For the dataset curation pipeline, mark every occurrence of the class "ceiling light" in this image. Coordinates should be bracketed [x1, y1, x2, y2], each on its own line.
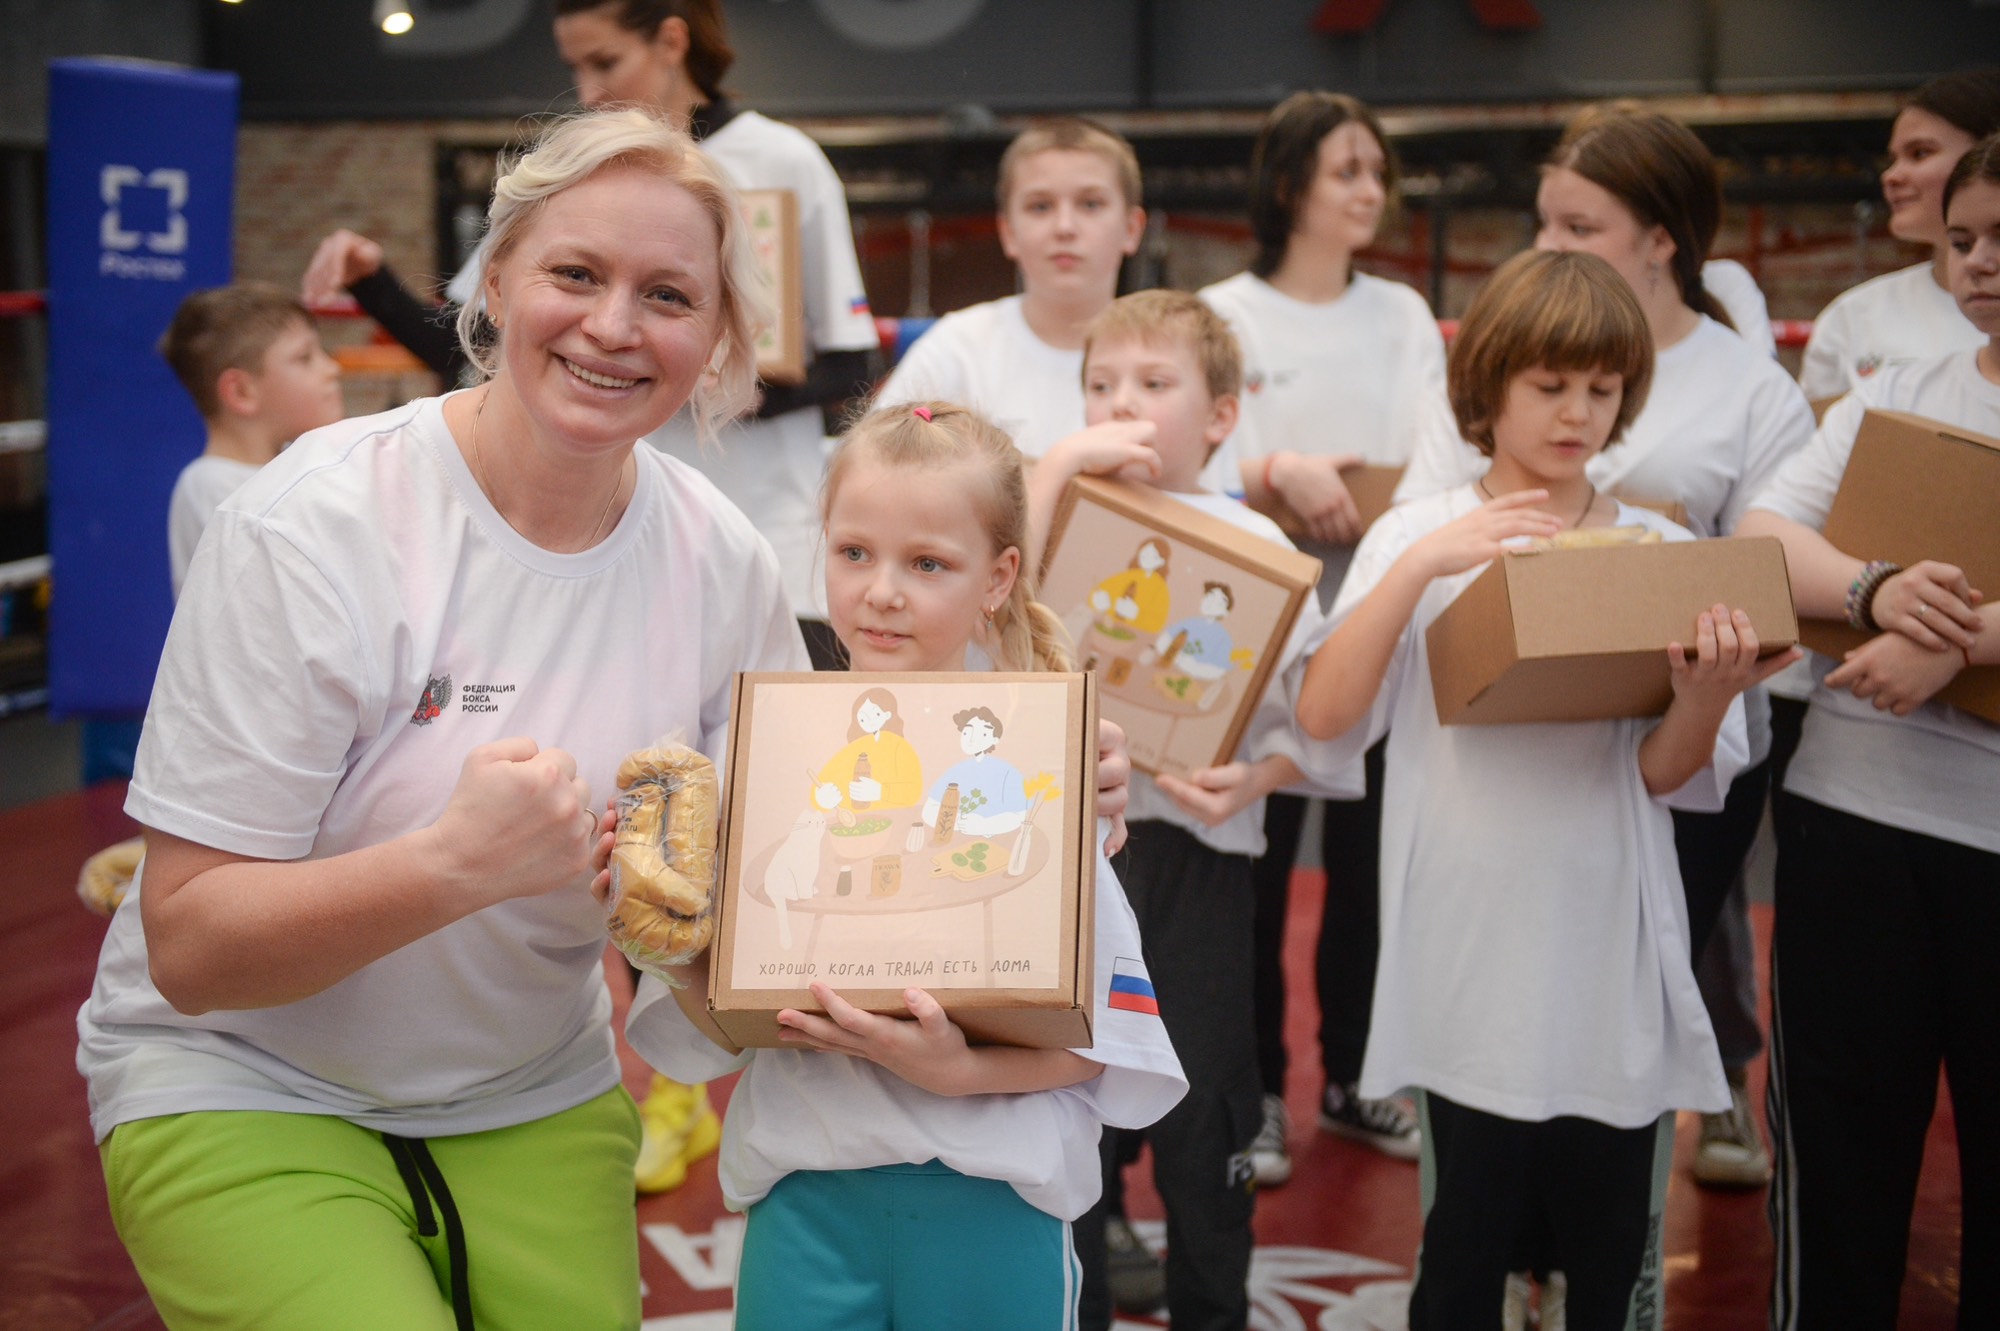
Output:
[374, 0, 414, 34]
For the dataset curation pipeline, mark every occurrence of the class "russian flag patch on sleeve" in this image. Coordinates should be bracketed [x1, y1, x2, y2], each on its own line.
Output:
[1108, 957, 1160, 1015]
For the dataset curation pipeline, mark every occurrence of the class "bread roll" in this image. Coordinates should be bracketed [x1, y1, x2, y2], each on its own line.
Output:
[606, 745, 719, 972]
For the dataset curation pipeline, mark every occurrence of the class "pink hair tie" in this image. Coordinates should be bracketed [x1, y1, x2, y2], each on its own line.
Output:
[912, 406, 933, 422]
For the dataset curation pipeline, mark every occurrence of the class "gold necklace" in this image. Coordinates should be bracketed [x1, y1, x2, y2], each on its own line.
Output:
[1479, 474, 1597, 529]
[469, 390, 628, 548]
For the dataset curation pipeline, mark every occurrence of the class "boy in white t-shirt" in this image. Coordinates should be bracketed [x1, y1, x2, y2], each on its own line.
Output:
[1031, 290, 1347, 1331]
[159, 282, 343, 596]
[875, 118, 1148, 460]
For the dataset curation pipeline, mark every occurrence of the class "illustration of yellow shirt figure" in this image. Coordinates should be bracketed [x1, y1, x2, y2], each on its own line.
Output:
[1089, 537, 1173, 638]
[814, 687, 924, 814]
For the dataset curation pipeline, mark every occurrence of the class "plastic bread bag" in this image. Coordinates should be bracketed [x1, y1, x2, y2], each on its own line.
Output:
[605, 734, 720, 984]
[76, 837, 144, 917]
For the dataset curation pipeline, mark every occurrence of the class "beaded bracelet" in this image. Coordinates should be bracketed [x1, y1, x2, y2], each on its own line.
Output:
[1845, 559, 1901, 632]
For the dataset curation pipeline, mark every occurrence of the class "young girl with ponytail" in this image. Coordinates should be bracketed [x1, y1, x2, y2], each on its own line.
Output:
[620, 400, 1186, 1331]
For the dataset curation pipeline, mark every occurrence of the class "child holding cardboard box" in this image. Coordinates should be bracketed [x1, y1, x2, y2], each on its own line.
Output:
[619, 400, 1186, 1331]
[1398, 110, 1815, 1205]
[1029, 290, 1345, 1331]
[1292, 250, 1796, 1331]
[1737, 132, 2000, 1331]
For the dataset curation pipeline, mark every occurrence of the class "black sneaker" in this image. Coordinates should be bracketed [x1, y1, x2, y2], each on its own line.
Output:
[1104, 1214, 1166, 1315]
[1318, 1082, 1421, 1160]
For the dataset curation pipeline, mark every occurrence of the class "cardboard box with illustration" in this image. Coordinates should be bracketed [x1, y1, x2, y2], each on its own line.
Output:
[1039, 476, 1321, 777]
[1795, 409, 2000, 722]
[709, 672, 1098, 1049]
[1427, 534, 1798, 725]
[740, 188, 805, 385]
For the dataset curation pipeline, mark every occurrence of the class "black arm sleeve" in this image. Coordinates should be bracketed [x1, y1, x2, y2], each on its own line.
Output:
[346, 265, 471, 382]
[753, 348, 879, 422]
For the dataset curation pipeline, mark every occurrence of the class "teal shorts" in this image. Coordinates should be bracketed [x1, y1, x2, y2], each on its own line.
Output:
[101, 1087, 642, 1331]
[734, 1161, 1079, 1331]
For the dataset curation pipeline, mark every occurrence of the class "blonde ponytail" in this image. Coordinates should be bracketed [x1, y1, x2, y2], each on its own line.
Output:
[989, 586, 1074, 674]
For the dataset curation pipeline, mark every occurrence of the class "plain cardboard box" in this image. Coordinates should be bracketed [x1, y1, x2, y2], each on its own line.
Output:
[709, 671, 1099, 1049]
[741, 189, 806, 385]
[1255, 462, 1405, 542]
[1427, 536, 1798, 725]
[1796, 409, 2000, 721]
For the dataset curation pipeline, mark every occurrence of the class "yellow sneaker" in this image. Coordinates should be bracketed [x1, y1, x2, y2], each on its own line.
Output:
[634, 1077, 720, 1194]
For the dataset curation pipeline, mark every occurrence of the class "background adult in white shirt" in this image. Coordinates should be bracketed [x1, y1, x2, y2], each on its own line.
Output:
[1799, 68, 2000, 401]
[1201, 91, 1444, 1177]
[303, 0, 881, 670]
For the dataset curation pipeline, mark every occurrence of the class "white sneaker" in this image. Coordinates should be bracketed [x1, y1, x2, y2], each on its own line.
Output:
[1541, 1270, 1567, 1331]
[1693, 1078, 1772, 1188]
[1250, 1092, 1293, 1187]
[1502, 1271, 1533, 1331]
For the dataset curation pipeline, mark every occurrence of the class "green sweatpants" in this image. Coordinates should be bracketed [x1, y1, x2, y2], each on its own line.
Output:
[101, 1087, 642, 1331]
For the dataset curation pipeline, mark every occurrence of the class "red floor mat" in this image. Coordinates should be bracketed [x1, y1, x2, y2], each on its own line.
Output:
[5, 788, 1961, 1329]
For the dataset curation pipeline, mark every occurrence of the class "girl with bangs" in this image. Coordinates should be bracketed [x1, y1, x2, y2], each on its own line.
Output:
[1293, 250, 1797, 1330]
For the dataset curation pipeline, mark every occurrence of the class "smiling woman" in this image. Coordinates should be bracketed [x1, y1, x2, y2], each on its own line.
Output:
[77, 110, 813, 1331]
[446, 112, 764, 550]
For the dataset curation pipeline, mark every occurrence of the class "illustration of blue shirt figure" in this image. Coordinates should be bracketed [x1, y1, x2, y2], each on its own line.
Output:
[923, 706, 1031, 837]
[1151, 582, 1237, 681]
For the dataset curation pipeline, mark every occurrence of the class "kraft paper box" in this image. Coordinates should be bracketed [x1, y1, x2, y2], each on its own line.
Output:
[1797, 409, 2000, 722]
[1039, 476, 1321, 778]
[1255, 462, 1404, 543]
[740, 188, 805, 386]
[1427, 537, 1798, 725]
[710, 672, 1098, 1049]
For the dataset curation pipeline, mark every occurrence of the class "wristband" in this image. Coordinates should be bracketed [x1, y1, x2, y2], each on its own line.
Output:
[1845, 560, 1901, 633]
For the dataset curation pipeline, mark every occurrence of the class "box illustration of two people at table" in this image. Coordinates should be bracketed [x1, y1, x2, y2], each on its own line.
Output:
[712, 673, 1097, 1047]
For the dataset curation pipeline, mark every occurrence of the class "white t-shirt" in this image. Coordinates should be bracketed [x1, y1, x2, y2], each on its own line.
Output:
[1200, 270, 1447, 595]
[876, 293, 1244, 495]
[1799, 261, 1985, 401]
[876, 295, 1080, 460]
[625, 832, 1186, 1222]
[78, 394, 809, 1142]
[1295, 489, 1739, 1126]
[1746, 350, 2000, 854]
[167, 454, 258, 598]
[644, 111, 878, 621]
[1121, 490, 1357, 855]
[1394, 315, 1815, 741]
[1702, 259, 1777, 359]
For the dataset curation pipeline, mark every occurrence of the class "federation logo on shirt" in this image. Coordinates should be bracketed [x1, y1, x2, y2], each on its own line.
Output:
[1856, 354, 1883, 379]
[849, 294, 872, 316]
[411, 673, 452, 726]
[1108, 957, 1160, 1015]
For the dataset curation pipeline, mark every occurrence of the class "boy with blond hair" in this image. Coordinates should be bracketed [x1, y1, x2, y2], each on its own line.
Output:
[158, 282, 342, 595]
[1032, 289, 1350, 1331]
[876, 118, 1151, 459]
